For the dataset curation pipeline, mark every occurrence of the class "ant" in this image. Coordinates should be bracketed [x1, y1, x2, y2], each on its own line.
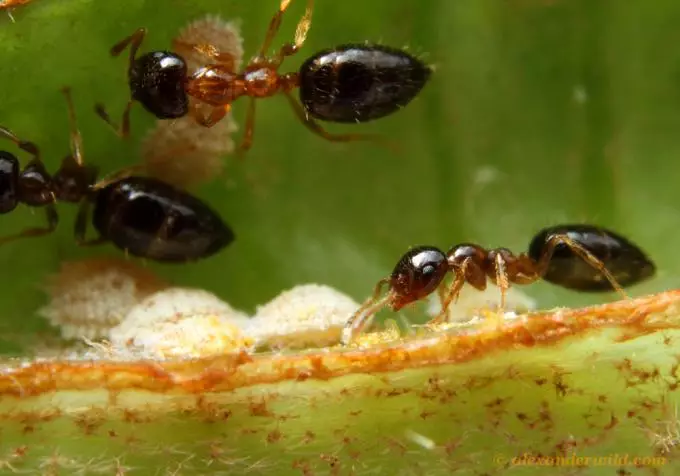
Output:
[0, 88, 234, 262]
[341, 224, 656, 344]
[0, 0, 30, 23]
[95, 0, 432, 153]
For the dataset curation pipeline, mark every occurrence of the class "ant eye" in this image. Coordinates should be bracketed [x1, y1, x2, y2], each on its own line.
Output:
[421, 264, 437, 277]
[390, 246, 448, 303]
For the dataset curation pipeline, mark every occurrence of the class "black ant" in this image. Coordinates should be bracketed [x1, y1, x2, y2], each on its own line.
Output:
[342, 224, 656, 344]
[95, 0, 432, 152]
[0, 88, 234, 262]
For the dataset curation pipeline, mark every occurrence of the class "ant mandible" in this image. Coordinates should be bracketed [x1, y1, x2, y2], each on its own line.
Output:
[0, 88, 235, 262]
[341, 224, 656, 344]
[95, 0, 432, 153]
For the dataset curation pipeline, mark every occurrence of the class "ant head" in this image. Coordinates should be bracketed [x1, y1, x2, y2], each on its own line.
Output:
[130, 51, 189, 119]
[52, 156, 98, 203]
[389, 246, 448, 310]
[0, 151, 19, 213]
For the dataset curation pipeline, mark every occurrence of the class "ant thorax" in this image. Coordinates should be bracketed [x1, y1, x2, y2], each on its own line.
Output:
[186, 66, 244, 106]
[242, 65, 282, 98]
[52, 157, 98, 203]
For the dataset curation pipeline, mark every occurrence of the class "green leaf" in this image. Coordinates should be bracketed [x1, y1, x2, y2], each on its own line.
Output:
[2, 293, 680, 474]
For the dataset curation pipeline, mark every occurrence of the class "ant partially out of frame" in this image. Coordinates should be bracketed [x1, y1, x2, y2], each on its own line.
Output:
[0, 0, 30, 23]
[342, 224, 656, 344]
[0, 88, 234, 262]
[0, 88, 97, 247]
[95, 0, 432, 153]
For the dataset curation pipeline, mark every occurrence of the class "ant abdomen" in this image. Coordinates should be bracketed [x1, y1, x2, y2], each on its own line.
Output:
[0, 151, 19, 213]
[299, 44, 432, 123]
[528, 224, 655, 291]
[130, 51, 189, 119]
[390, 246, 448, 310]
[92, 177, 234, 263]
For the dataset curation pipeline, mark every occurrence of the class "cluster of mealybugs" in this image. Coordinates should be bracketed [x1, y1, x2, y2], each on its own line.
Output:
[1, 0, 658, 344]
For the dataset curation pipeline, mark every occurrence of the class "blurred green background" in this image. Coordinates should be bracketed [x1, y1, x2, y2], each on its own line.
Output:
[0, 0, 677, 353]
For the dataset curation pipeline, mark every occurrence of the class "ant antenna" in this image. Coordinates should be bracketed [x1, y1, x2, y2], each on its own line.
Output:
[61, 87, 85, 166]
[0, 127, 40, 161]
[341, 278, 393, 344]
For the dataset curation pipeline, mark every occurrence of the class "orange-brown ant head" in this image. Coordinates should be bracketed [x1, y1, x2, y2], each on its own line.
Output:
[389, 246, 448, 310]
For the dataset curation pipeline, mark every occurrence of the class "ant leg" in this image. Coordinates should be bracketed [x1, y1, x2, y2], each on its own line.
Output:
[236, 98, 257, 157]
[94, 100, 133, 139]
[257, 0, 310, 59]
[0, 126, 41, 161]
[110, 28, 147, 64]
[0, 205, 58, 246]
[60, 87, 85, 166]
[95, 28, 147, 139]
[281, 91, 400, 152]
[429, 263, 468, 325]
[91, 165, 146, 191]
[493, 253, 509, 313]
[272, 0, 314, 66]
[537, 234, 629, 299]
[74, 200, 107, 246]
[436, 282, 447, 310]
[292, 0, 313, 49]
[433, 278, 458, 321]
[188, 102, 228, 128]
[345, 295, 394, 343]
[341, 278, 392, 345]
